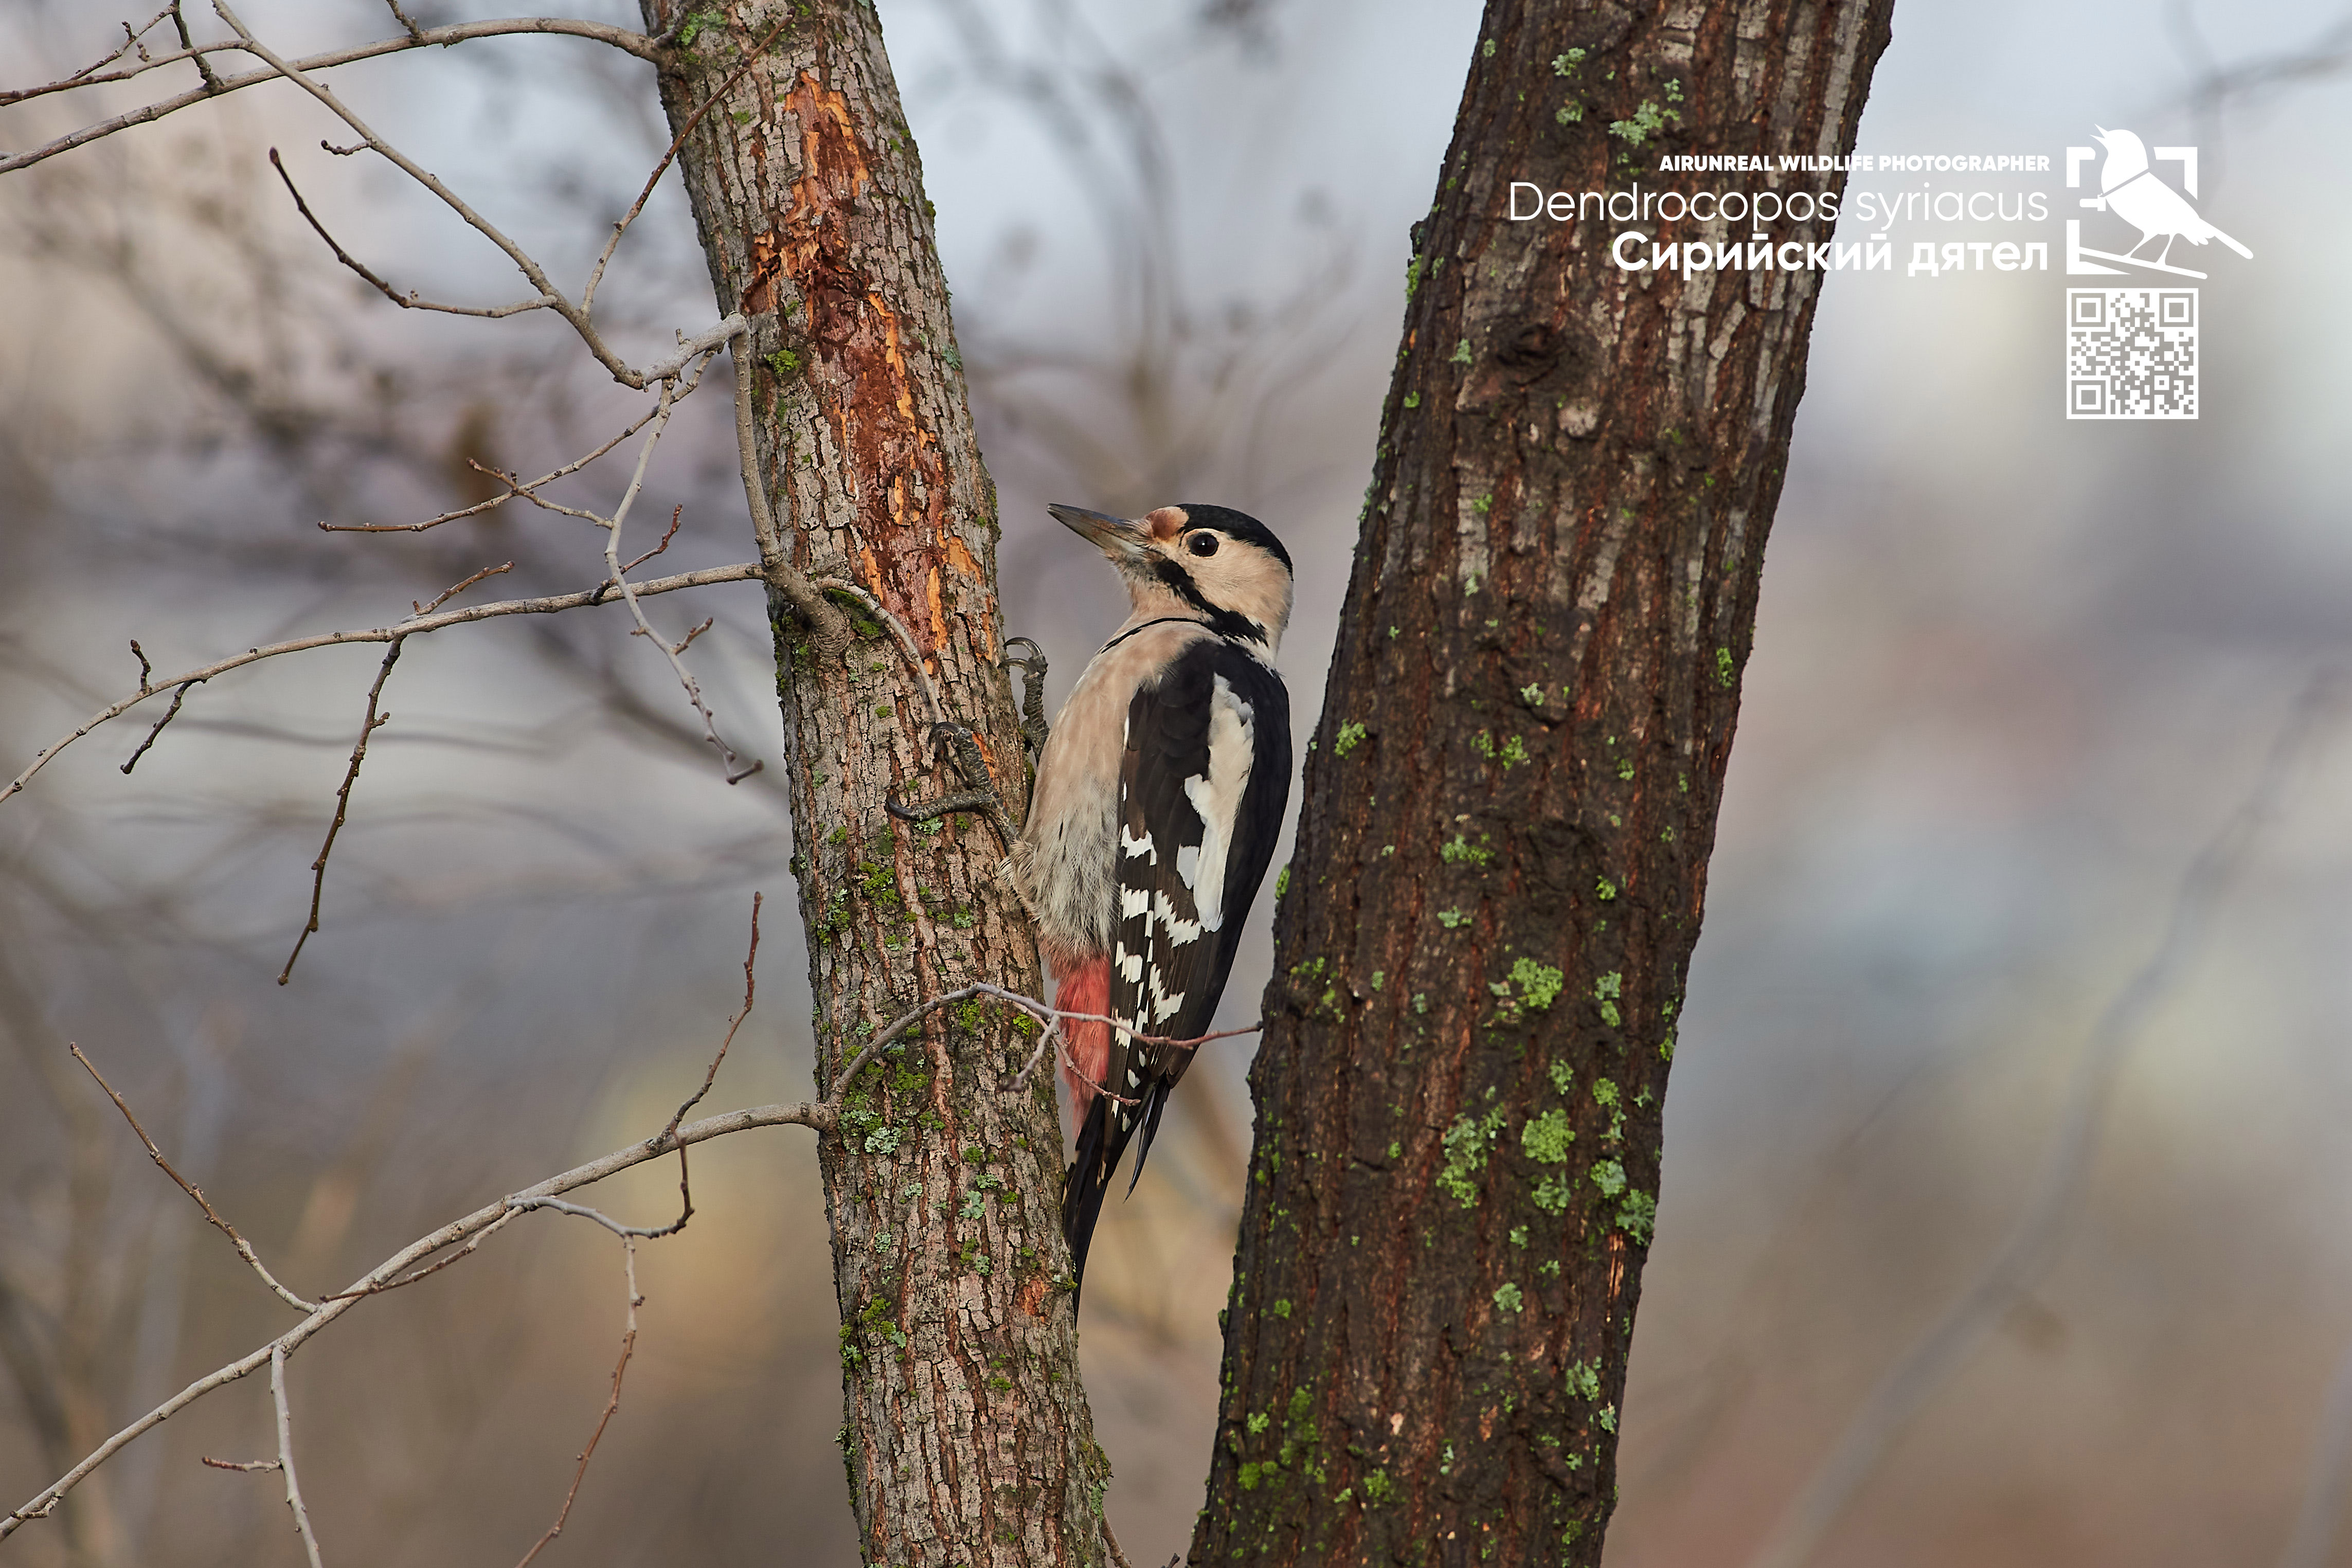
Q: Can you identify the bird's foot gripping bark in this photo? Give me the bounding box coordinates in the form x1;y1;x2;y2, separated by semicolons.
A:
1002;636;1049;756
885;721;1021;843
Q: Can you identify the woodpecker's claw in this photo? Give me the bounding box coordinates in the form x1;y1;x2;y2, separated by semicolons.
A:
1001;636;1049;756
886;722;1020;842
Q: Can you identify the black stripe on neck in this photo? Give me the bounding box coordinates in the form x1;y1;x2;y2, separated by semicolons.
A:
1099;616;1209;654
1150;557;1268;646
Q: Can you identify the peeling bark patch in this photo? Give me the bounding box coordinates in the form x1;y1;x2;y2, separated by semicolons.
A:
776;67;950;642
743;227;784;318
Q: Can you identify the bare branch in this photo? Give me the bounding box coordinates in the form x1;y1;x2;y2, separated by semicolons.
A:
815;575;948;728
413;561;514;618
598;363;763;783
622;508;683;575
639;892;763;1237
59;6;174;86
211;3;634;376
269;147;553;320
206;5;723;389
69;1044;316;1312
279;638;404;985
317;1210;523;1304
270;1346;325;1568
167;2;226;95
120;680;199;774
321;407;664;533
732;339;852;660
828;981;1259;1104
381;0;426;44
582;17;788;315
129;639;153;693
8;970;1238;1539
2;1098;831;1539
4;562;763;806
0;20;660;164
200;1456;281;1473
512;1238;640;1568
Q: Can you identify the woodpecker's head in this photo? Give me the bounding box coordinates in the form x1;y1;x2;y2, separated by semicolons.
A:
1048;502;1294;654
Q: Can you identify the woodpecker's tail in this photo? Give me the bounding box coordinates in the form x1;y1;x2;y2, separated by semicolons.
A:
1062;1094;1118;1307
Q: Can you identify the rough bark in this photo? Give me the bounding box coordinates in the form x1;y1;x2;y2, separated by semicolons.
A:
643;6;1110;1564
1193;2;1895;1564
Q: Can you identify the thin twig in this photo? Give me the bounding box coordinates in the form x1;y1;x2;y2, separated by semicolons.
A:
130;639;153;693
1744;669;2346;1568
3;1100;830;1539
200;1456;281;1472
731;335;852;659
4;562;763;805
316;1210;522;1303
167;1;226;93
581;17;789;315
622;507;684;574
815;576;948;727
829;981;1258;1104
412;561;513;618
381;0;425;43
270;147;551;320
512;1238;639;1568
326;408;665;534
61;6;172;85
1012;1010;1262;1097
5;970;1236;1539
597;366;763;783
70;1044;316;1312
279;638;403;986
0;20;660;159
271;1346;325;1568
120;680;199;774
642;891;763;1239
209;3;680;387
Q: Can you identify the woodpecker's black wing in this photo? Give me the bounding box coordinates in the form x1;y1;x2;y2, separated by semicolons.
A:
1063;637;1289;1287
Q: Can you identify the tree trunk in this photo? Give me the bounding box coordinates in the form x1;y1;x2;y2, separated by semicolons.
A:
644;6;1110;1563
1193;2;1894;1564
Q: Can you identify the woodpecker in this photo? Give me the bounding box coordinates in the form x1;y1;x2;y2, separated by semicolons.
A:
1008;502;1294;1301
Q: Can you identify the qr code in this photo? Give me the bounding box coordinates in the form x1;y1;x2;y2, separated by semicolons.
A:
2066;289;2197;419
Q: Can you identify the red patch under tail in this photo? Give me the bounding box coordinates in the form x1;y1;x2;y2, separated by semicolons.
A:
1052;953;1111;1124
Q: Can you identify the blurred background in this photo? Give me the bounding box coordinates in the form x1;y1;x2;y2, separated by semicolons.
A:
2;1;2348;1564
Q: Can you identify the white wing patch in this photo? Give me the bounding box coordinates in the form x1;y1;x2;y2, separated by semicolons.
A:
1179;675;1255;933
1120;824;1157;862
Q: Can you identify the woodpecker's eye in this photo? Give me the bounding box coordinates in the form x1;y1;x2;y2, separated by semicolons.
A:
1187;532;1220;558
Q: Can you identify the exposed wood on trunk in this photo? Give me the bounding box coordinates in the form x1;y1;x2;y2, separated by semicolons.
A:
1192;2;1896;1563
642;5;1110;1562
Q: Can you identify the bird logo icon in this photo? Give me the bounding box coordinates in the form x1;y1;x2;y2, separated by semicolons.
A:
2066;128;2252;278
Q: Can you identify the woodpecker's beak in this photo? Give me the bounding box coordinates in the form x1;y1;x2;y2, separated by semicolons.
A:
1048;504;1152;565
